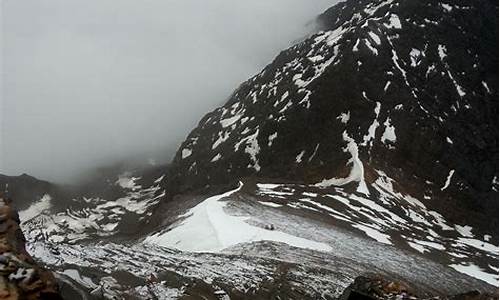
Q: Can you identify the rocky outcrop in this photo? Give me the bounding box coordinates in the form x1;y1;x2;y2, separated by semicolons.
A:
0;174;58;211
340;275;498;300
0;195;61;299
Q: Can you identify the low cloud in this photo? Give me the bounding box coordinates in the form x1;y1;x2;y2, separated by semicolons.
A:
1;0;336;182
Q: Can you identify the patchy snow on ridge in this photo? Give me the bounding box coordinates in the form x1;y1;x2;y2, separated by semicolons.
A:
450;263;499;287
352;224;392;245
144;184;331;253
181;148;193;159
381;117;397;144
116;174;141;191
19;194;52;223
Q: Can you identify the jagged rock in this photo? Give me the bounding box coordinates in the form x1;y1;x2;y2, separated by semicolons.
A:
0;195;61;300
340;275;498;300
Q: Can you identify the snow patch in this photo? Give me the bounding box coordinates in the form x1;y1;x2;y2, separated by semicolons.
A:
211;154;222;162
316;131;369;196
455;225;474;238
450;263;498;287
268;132;278;147
440;170;455;191
438;44;447;60
381;118;397;144
385;14;402;29
296;151;306;163
144;184;331;253
337;112;350;124
182;148;192;159
19;194;52;223
220;115;241;128
352;224;392;245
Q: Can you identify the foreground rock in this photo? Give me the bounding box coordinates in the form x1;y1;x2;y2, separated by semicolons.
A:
341;275;498;300
0;196;61;299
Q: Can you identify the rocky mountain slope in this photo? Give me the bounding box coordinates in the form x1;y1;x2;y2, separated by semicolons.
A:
0;174;60;211
2;0;498;298
168;0;498;236
0;195;61;299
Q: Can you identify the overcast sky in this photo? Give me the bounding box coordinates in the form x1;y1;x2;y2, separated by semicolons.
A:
1;0;335;182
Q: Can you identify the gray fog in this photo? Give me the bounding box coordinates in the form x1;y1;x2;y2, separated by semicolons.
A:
1;0;336;183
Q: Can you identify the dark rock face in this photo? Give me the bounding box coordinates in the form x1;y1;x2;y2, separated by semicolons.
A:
0;174;58;211
0;196;61;299
340;274;498;300
167;0;498;234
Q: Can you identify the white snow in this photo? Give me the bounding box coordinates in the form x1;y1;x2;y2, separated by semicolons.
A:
278;100;293;113
450;263;498;287
353;39;361;52
19;194;52;223
308;143;320;162
438;44;447;60
337;111;350;124
220;115;241;128
384;81;391;92
116;175;141;190
212;131;230;149
364;0;394;15
154;175;165;184
352;224;392;245
257;183;281;189
244;130;261;171
368;32;381;45
267;132;278;147
446;69;466;97
316;131;369;196
211;153;222;162
441;3;453;12
62;269;98;289
428;211;454;231
409;48;423;67
385;14;402;29
361;102;381;146
258;201;283;208
296;150;306;163
411;239;446;251
181;148;192;159
275;91;289;107
364;39;378;55
440;170;455;191
381;118;396;144
408;241;428;254
144;184;331;253
456;238;498;256
482;81;491;93
455;225;474;238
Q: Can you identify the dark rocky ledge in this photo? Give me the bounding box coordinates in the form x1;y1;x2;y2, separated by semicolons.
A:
341;275;498;300
0;195;61;299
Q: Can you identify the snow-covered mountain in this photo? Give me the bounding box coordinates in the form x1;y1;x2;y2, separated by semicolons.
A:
3;0;498;298
169;0;498;236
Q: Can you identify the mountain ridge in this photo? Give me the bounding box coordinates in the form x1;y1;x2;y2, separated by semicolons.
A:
166;0;498;235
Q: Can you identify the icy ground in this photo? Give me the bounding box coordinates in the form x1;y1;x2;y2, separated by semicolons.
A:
20;173;498;298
